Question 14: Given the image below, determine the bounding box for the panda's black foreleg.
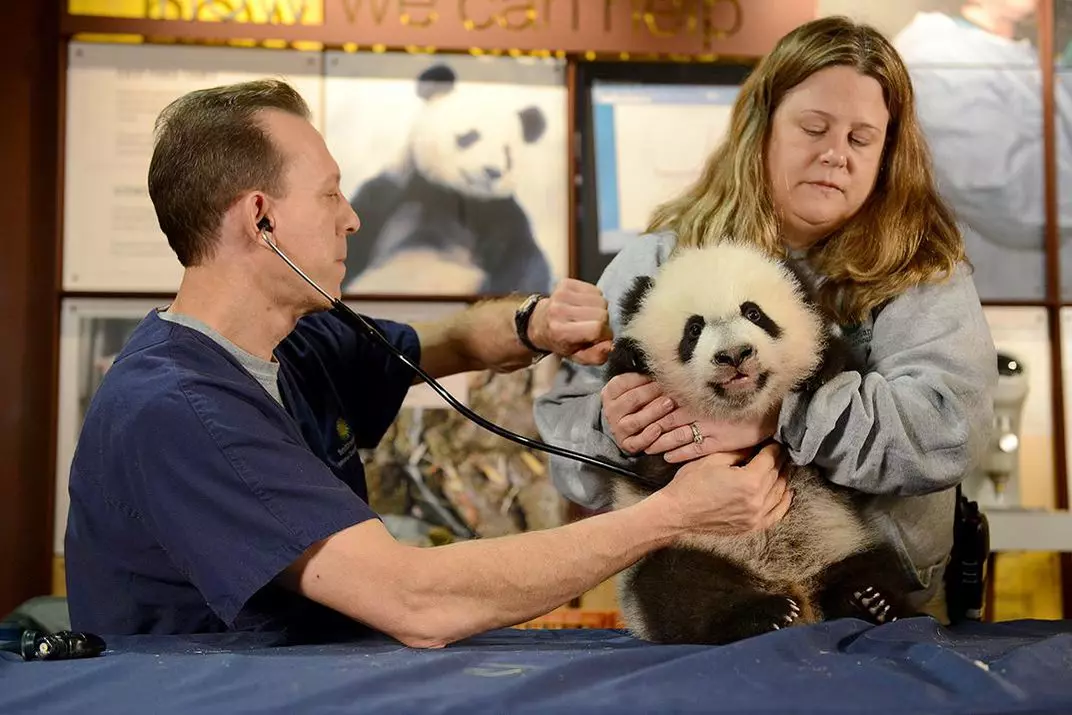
[814,544,916,625]
[604,336,651,381]
[625,547,801,646]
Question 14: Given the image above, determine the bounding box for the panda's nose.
[713,344,755,368]
[483,166,503,180]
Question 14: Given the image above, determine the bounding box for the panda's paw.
[853,586,896,624]
[770,598,801,631]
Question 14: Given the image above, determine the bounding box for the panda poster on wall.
[324,52,569,298]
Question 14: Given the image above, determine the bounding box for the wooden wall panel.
[0,0,60,617]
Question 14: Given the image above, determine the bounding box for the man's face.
[260,110,359,303]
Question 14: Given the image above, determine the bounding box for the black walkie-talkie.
[945,484,990,623]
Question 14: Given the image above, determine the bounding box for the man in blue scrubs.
[63,79,791,646]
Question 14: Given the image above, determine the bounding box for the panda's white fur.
[343,63,553,296]
[604,240,909,644]
[625,241,826,425]
[407,74,542,200]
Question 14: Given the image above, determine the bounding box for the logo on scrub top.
[336,418,351,442]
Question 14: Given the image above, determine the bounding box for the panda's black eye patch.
[456,130,481,149]
[678,315,705,363]
[740,301,781,338]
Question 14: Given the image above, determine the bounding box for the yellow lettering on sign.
[400,0,439,27]
[603,0,739,44]
[459,0,494,30]
[81,0,319,22]
[340,0,391,23]
[635,0,696,38]
[459,0,545,31]
[499,1,536,30]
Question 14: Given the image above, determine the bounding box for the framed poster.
[62,41,324,293]
[53,298,164,555]
[323,52,568,299]
[818,0,1048,301]
[574,61,752,285]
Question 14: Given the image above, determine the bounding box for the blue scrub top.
[64,308,421,638]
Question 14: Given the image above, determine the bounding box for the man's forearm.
[399,492,680,646]
[414,297,541,378]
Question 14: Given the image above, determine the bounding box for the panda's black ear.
[780,258,820,306]
[519,106,546,143]
[796,321,851,394]
[417,64,456,101]
[618,275,654,326]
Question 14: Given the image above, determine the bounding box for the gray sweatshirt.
[533,232,998,613]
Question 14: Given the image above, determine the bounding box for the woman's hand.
[646,405,780,463]
[600,373,679,454]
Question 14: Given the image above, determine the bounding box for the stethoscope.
[257,216,639,481]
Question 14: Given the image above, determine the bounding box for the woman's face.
[766,65,889,251]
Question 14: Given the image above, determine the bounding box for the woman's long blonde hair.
[646,16,965,325]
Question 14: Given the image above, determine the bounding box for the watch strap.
[514,293,550,355]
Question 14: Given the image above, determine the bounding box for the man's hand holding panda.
[601,374,778,462]
[526,278,615,366]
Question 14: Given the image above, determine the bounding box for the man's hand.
[528,278,613,365]
[656,443,792,536]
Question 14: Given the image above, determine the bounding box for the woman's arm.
[776,264,998,496]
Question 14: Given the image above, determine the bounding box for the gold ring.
[689,422,703,445]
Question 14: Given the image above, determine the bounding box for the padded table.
[3,617,1072,714]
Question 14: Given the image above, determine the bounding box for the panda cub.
[603,240,913,645]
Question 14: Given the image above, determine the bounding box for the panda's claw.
[771,598,800,630]
[852,586,896,624]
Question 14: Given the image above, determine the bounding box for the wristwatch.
[514,293,550,359]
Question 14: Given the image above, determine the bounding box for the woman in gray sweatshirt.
[533,16,999,622]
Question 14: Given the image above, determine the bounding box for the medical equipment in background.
[963,352,1029,509]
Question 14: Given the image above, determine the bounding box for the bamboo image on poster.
[364,359,567,545]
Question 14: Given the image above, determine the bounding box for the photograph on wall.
[817,0,1047,301]
[979,306,1056,511]
[324,52,569,298]
[62,41,324,293]
[591,82,739,255]
[53,298,164,555]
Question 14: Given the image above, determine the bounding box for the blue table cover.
[3,617,1072,714]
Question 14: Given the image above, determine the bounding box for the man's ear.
[240,192,271,242]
